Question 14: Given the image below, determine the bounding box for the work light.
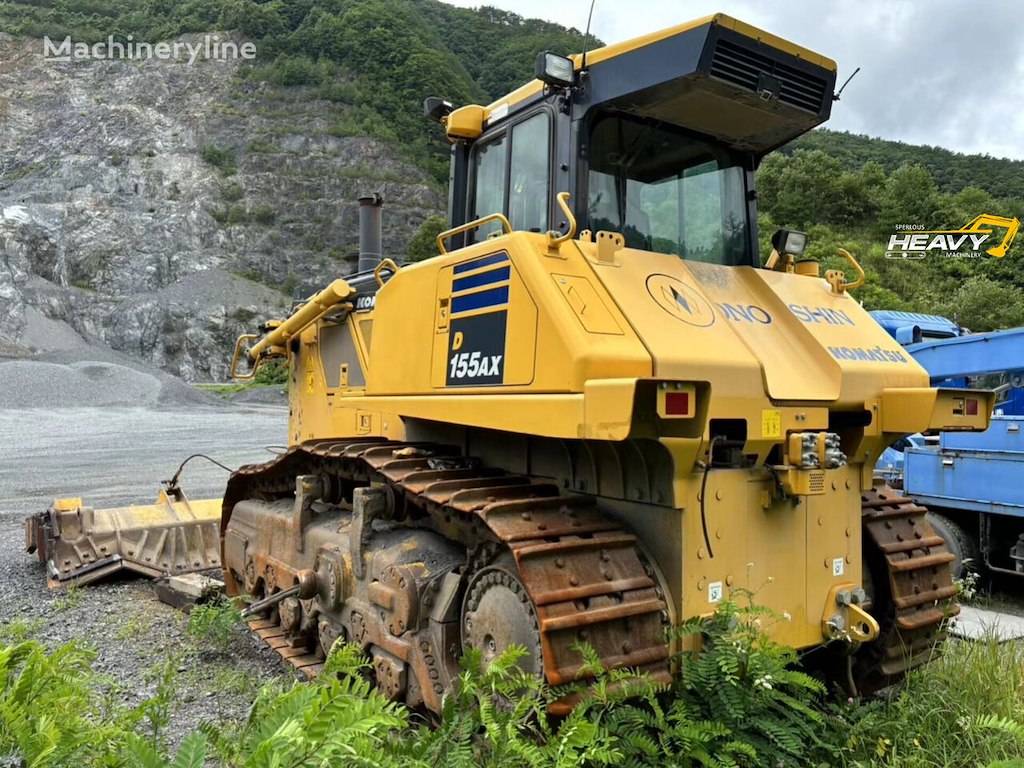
[772,228,808,256]
[535,51,575,88]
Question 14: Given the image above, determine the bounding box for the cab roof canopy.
[495,14,838,155]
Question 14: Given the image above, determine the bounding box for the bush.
[406,215,449,262]
[250,204,276,224]
[254,358,289,386]
[200,144,236,175]
[225,204,248,224]
[186,600,242,652]
[221,182,244,202]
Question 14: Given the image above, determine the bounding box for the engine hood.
[589,249,928,404]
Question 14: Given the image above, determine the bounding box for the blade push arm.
[230,279,356,380]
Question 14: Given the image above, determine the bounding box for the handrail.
[828,248,865,293]
[229,333,262,380]
[435,213,512,254]
[374,257,400,287]
[546,192,577,248]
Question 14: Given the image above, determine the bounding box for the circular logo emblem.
[646,274,716,327]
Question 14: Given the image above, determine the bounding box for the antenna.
[833,66,861,101]
[580,0,597,72]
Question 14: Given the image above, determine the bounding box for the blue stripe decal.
[453,251,509,275]
[451,285,509,314]
[452,266,510,294]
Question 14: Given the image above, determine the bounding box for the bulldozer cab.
[431,14,837,262]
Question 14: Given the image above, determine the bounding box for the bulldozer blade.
[24,489,222,588]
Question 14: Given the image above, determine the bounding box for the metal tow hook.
[241,569,318,618]
[823,585,879,643]
[838,587,879,642]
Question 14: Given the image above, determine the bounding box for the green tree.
[755,150,871,230]
[876,163,941,234]
[948,277,1024,331]
[406,215,448,262]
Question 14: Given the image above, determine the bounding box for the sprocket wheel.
[461,563,543,675]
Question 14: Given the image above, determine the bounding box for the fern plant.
[0,641,123,767]
[123,731,208,768]
[207,642,411,768]
[671,595,839,767]
[403,644,623,768]
[565,641,757,768]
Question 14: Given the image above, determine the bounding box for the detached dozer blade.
[24,488,222,588]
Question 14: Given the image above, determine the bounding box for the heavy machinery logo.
[885,214,1020,260]
[646,274,716,327]
[446,252,509,385]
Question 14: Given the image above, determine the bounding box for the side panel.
[365,231,651,399]
[431,250,538,387]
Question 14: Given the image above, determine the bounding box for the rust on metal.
[221,438,672,715]
[860,482,960,682]
[25,487,222,587]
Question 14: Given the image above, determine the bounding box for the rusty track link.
[247,617,325,677]
[225,439,672,697]
[860,483,959,684]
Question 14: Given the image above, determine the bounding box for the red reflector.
[966,398,979,416]
[665,392,690,415]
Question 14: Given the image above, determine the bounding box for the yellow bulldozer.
[29,13,992,710]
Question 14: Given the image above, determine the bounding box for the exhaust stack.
[357,193,383,273]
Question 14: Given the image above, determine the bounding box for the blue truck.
[872,310,1024,578]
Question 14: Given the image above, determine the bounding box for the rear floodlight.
[423,96,454,123]
[772,228,808,256]
[535,51,574,88]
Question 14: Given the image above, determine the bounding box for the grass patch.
[846,633,1024,766]
[0,617,43,644]
[209,203,276,227]
[52,583,84,612]
[195,360,288,399]
[114,612,157,641]
[194,381,280,400]
[2,162,47,183]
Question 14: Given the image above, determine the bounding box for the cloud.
[441,0,1024,159]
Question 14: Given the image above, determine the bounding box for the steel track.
[225,447,952,702]
[224,439,672,703]
[859,483,959,687]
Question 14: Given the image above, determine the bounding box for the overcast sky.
[443,0,1023,160]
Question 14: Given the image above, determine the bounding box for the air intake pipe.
[357,193,383,273]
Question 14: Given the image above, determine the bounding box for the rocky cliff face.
[0,32,445,380]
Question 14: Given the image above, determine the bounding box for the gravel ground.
[0,401,299,747]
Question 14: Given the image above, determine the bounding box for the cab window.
[470,111,550,239]
[472,135,506,238]
[586,112,751,265]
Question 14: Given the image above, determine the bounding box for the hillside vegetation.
[758,132,1024,331]
[788,129,1024,201]
[0,0,597,181]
